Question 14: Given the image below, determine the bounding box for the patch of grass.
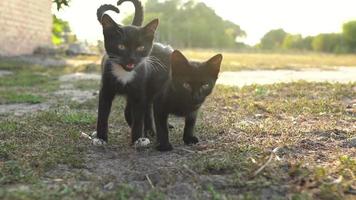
[144,190,165,200]
[0,92,43,104]
[0,183,96,200]
[290,193,313,200]
[0,121,18,132]
[73,80,100,90]
[0,182,166,200]
[193,152,247,175]
[0,59,39,71]
[207,185,227,200]
[0,142,17,160]
[0,111,90,182]
[0,161,35,185]
[60,111,96,125]
[114,184,135,200]
[0,72,52,87]
[312,155,356,199]
[213,82,355,116]
[195,82,355,199]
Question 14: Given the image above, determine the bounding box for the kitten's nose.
[128,58,135,64]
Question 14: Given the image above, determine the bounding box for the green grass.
[0,56,355,199]
[58,110,96,125]
[0,72,52,87]
[0,92,43,104]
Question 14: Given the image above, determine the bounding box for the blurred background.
[1,0,356,56]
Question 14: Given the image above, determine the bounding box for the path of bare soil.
[0,70,13,77]
[1,67,355,117]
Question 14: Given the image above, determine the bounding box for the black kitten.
[153,50,223,151]
[96,4,161,144]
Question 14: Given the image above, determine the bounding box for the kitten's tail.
[96,4,120,23]
[117,0,144,26]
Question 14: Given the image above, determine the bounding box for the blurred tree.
[52,15,75,45]
[282,34,303,50]
[312,33,344,53]
[342,21,356,51]
[299,36,313,50]
[259,29,287,50]
[259,20,356,53]
[123,0,246,49]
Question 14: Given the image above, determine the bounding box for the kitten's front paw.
[134,138,151,149]
[92,138,107,146]
[156,143,173,152]
[91,131,97,138]
[183,136,199,145]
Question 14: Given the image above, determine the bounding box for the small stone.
[343,137,356,148]
[255,113,265,118]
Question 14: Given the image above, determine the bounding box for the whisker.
[147,56,168,71]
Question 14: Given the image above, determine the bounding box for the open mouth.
[120,63,134,71]
[108,58,135,72]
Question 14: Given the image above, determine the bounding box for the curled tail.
[96,4,120,23]
[117,0,144,26]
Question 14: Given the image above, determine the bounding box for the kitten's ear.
[101,14,116,29]
[171,50,189,77]
[171,50,189,65]
[206,54,223,78]
[143,19,159,36]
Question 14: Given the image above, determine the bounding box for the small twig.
[80,131,92,140]
[145,174,154,188]
[197,149,215,154]
[183,164,198,177]
[253,147,280,177]
[322,176,343,185]
[178,148,196,154]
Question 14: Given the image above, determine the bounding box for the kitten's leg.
[96,87,115,142]
[144,103,156,137]
[124,101,132,127]
[183,111,199,145]
[154,105,172,151]
[130,98,146,144]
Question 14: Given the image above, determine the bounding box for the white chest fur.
[111,63,136,85]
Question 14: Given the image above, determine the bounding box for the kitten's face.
[171,51,222,104]
[100,14,159,71]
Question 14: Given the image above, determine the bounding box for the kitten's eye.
[201,83,210,90]
[136,46,145,51]
[118,44,126,50]
[183,82,191,90]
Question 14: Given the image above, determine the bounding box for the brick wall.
[0,0,52,56]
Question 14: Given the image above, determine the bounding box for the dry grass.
[182,49,356,71]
